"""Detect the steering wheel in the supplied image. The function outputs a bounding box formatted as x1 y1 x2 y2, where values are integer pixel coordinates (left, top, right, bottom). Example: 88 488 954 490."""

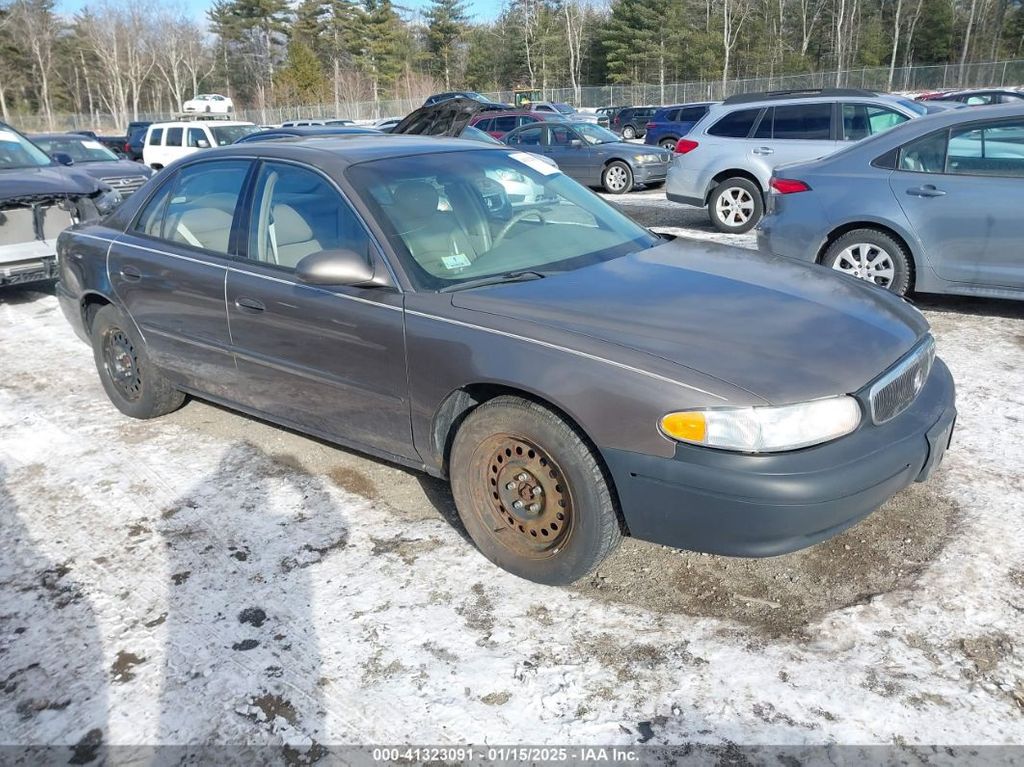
494 209 547 244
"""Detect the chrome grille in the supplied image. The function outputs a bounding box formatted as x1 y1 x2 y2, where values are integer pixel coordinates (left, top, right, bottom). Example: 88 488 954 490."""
868 337 936 424
100 175 147 197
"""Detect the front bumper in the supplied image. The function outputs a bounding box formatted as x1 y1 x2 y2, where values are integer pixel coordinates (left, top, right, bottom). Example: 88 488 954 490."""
0 245 58 287
633 162 670 185
602 358 956 557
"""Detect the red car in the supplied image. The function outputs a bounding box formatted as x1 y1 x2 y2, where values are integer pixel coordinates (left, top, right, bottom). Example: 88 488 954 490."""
468 110 567 139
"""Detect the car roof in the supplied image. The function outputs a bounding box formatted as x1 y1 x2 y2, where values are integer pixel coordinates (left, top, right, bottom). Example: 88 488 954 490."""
30 133 89 140
148 121 252 128
199 134 504 169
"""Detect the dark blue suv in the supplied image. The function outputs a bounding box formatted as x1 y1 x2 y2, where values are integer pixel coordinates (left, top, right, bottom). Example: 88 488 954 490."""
643 102 713 150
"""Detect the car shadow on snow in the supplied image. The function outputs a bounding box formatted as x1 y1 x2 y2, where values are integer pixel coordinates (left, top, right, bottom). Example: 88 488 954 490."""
913 293 1024 321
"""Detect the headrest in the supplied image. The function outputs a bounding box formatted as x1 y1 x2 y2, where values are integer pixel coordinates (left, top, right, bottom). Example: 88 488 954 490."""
271 203 314 245
392 181 440 220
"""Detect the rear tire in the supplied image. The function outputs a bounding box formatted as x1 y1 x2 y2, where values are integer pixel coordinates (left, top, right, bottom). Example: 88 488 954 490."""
622 125 636 140
602 160 634 194
91 304 185 419
659 138 677 151
708 176 763 233
450 396 622 585
822 228 912 296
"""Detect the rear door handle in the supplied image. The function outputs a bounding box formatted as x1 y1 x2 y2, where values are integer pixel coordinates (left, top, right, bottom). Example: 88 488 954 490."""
753 146 774 155
234 297 266 314
906 185 946 198
118 265 142 282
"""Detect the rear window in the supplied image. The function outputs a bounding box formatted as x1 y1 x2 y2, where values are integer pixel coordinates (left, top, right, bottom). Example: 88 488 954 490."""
678 106 709 123
772 103 832 140
148 128 164 146
707 108 761 138
166 127 183 146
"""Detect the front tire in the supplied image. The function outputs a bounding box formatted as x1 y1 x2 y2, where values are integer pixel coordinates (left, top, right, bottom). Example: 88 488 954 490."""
450 396 622 585
91 304 185 419
622 125 636 140
602 160 634 194
822 229 912 296
708 177 763 233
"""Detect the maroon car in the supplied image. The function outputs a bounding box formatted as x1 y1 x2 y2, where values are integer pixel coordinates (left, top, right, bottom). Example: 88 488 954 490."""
468 110 567 139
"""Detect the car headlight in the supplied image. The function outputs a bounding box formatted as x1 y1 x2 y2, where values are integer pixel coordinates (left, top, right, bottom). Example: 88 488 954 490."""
659 396 862 453
94 187 123 214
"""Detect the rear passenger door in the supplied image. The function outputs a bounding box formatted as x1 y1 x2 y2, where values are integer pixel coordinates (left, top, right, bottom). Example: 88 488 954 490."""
224 161 413 458
108 159 252 395
892 118 1024 288
751 102 838 168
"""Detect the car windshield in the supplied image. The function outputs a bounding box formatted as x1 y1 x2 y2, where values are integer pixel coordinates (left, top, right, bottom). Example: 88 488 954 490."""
0 127 54 169
347 149 659 291
575 123 620 144
894 98 928 116
553 103 575 115
32 136 118 163
210 125 259 145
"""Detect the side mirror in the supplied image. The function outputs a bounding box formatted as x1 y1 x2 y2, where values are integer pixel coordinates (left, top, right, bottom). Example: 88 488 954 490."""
52 152 74 166
197 139 210 148
569 138 583 148
295 248 384 287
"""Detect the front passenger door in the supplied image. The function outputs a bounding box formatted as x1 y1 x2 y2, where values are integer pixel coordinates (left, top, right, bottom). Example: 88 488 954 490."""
225 161 414 459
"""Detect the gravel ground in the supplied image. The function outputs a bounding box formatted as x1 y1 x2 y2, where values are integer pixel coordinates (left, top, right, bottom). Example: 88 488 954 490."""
1 190 1023 752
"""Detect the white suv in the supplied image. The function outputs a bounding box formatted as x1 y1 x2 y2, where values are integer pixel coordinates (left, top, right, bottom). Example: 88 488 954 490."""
666 89 928 232
143 121 258 169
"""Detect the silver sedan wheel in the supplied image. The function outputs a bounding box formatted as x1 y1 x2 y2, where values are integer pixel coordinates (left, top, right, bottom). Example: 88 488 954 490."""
714 187 754 227
830 243 896 287
604 165 630 192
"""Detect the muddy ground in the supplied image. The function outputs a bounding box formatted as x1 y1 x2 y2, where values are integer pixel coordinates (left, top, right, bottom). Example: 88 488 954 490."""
0 195 1022 750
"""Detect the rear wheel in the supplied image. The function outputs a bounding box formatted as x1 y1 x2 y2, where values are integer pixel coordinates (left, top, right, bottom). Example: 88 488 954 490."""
602 161 634 194
622 125 636 140
91 304 185 419
822 228 912 296
659 138 678 151
708 177 763 233
450 396 622 585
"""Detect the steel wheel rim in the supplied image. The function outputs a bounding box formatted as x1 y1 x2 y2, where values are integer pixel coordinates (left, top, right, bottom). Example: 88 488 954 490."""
831 243 896 287
606 165 629 191
715 186 754 227
623 126 635 139
478 434 573 558
102 327 142 400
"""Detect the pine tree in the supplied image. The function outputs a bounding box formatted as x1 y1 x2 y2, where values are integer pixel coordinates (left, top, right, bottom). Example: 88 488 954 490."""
426 0 469 89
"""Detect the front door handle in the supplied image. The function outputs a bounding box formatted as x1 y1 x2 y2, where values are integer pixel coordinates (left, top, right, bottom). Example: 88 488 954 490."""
753 146 774 155
906 185 946 198
234 297 266 314
119 265 142 282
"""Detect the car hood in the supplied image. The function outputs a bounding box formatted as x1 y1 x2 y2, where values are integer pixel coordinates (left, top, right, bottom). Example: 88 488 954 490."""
394 97 507 137
0 165 104 202
603 142 672 160
449 239 929 404
69 160 150 179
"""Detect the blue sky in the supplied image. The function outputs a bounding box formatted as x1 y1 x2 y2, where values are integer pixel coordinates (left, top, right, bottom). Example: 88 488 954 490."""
56 0 503 24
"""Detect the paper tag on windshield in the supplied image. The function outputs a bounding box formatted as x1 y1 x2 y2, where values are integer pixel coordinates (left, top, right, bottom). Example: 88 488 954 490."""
509 152 559 176
82 140 104 150
442 254 472 270
0 130 18 143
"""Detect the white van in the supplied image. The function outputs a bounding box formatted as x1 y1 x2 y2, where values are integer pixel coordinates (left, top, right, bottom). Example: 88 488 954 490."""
142 121 258 169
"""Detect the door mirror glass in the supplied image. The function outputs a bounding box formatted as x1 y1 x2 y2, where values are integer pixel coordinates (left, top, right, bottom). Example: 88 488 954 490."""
569 138 583 148
51 152 74 166
295 248 379 286
197 139 210 149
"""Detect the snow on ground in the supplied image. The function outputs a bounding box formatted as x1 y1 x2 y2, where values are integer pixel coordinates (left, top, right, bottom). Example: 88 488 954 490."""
1 197 1023 752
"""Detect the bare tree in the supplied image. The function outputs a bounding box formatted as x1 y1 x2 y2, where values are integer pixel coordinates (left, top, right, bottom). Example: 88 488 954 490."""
9 0 60 130
721 0 751 90
887 0 904 89
562 0 588 104
958 0 979 84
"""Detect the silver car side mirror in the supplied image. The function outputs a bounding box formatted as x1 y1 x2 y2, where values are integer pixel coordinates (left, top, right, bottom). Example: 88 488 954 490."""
295 248 386 287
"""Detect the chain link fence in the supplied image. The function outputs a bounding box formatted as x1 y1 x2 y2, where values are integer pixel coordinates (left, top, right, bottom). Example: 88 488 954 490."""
12 59 1024 134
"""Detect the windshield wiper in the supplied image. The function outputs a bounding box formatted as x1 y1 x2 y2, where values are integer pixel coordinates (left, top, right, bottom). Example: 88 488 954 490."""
439 270 547 293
